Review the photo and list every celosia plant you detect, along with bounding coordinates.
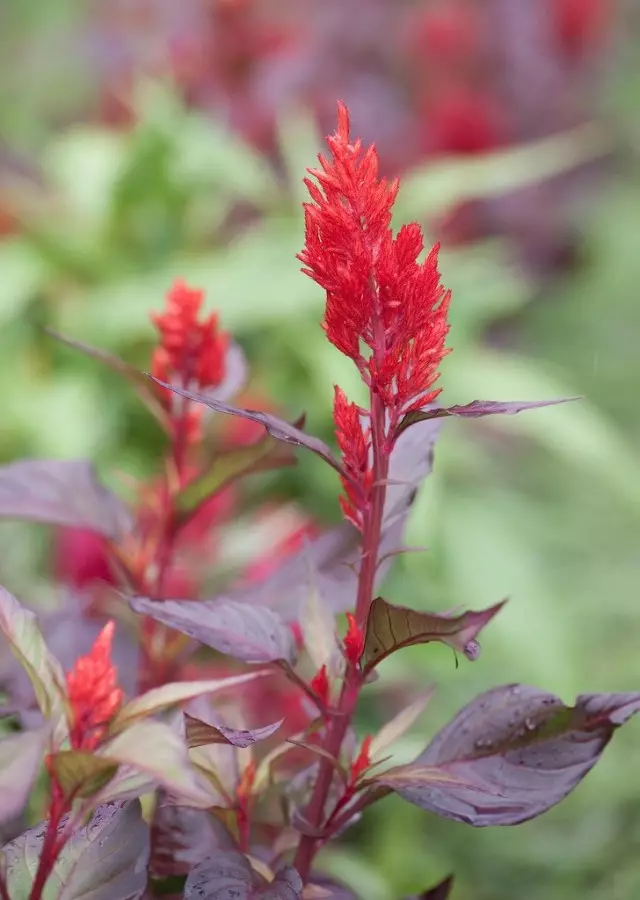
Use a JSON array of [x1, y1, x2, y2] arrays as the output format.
[[0, 103, 639, 900]]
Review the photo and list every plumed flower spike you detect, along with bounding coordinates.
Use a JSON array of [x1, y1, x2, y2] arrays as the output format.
[[151, 279, 229, 392], [66, 621, 123, 751], [299, 102, 451, 416]]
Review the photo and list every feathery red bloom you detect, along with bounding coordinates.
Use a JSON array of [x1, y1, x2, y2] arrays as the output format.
[[310, 664, 331, 706], [299, 103, 451, 415], [350, 735, 373, 782], [333, 387, 372, 530], [151, 280, 229, 394], [66, 621, 122, 750], [343, 613, 365, 667]]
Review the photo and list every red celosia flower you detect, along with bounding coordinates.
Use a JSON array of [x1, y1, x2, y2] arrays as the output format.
[[333, 387, 372, 530], [54, 528, 115, 591], [350, 735, 373, 783], [343, 613, 365, 667], [66, 621, 123, 751], [151, 280, 229, 396], [310, 664, 330, 706], [299, 103, 451, 417]]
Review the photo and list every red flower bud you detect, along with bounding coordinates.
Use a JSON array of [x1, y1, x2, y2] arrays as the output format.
[[66, 621, 123, 750], [343, 613, 365, 667], [310, 664, 331, 706]]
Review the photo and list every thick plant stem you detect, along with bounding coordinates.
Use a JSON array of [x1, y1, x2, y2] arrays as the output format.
[[294, 391, 388, 881], [27, 789, 69, 900]]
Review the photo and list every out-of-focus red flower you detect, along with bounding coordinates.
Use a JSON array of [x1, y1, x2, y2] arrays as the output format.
[[66, 621, 123, 750], [410, 1, 479, 66], [553, 0, 612, 57], [54, 528, 115, 591], [151, 280, 229, 395], [421, 85, 506, 156]]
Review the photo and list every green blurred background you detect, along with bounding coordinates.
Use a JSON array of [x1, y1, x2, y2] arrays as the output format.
[[1, 1, 640, 898]]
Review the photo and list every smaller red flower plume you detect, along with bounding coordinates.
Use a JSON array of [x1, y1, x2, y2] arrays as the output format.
[[151, 280, 229, 394], [310, 664, 330, 706], [333, 387, 372, 531], [350, 735, 373, 783], [343, 613, 365, 667], [66, 621, 123, 751]]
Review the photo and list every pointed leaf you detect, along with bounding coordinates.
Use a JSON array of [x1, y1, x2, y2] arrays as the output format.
[[183, 850, 303, 899], [379, 686, 640, 826], [150, 800, 235, 878], [0, 459, 132, 539], [0, 801, 150, 900], [396, 398, 575, 437], [369, 689, 435, 760], [362, 597, 505, 673], [185, 712, 283, 749], [148, 377, 345, 477], [44, 328, 170, 428], [95, 720, 218, 808], [410, 875, 454, 900], [0, 728, 48, 827], [0, 587, 69, 741], [48, 751, 118, 799], [130, 597, 296, 664], [112, 673, 266, 732]]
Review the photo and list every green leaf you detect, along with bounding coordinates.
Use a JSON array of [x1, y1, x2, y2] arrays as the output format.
[[47, 752, 118, 800], [0, 800, 150, 900], [362, 596, 505, 674], [0, 587, 68, 743], [0, 727, 48, 827]]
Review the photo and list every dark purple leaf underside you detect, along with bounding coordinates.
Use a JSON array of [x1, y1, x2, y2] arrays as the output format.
[[379, 685, 640, 826], [183, 850, 302, 899], [149, 377, 345, 477], [184, 713, 283, 749], [150, 800, 234, 879], [396, 398, 576, 438], [0, 459, 132, 539], [129, 596, 295, 664], [362, 597, 505, 673]]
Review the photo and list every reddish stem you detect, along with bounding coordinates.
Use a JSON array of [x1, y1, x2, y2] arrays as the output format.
[[293, 387, 389, 881], [27, 787, 70, 900]]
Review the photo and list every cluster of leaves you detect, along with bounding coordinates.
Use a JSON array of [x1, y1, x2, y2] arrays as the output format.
[[1, 104, 639, 900]]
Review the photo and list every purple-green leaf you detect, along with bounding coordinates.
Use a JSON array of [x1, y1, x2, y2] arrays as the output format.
[[0, 459, 132, 539], [396, 398, 575, 438], [0, 728, 48, 827], [130, 596, 296, 664], [362, 597, 505, 674], [185, 712, 283, 749], [148, 377, 345, 477], [0, 801, 150, 900], [183, 851, 303, 899], [378, 685, 640, 826]]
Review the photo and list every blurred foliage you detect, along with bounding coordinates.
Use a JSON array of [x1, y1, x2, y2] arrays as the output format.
[[2, 5, 640, 899]]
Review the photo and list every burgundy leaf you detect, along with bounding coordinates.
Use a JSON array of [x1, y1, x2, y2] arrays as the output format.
[[183, 850, 302, 899], [185, 712, 283, 749], [362, 597, 505, 673], [130, 596, 296, 664], [0, 459, 132, 539], [396, 398, 575, 437], [377, 685, 640, 826], [148, 377, 345, 477], [150, 798, 235, 879]]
